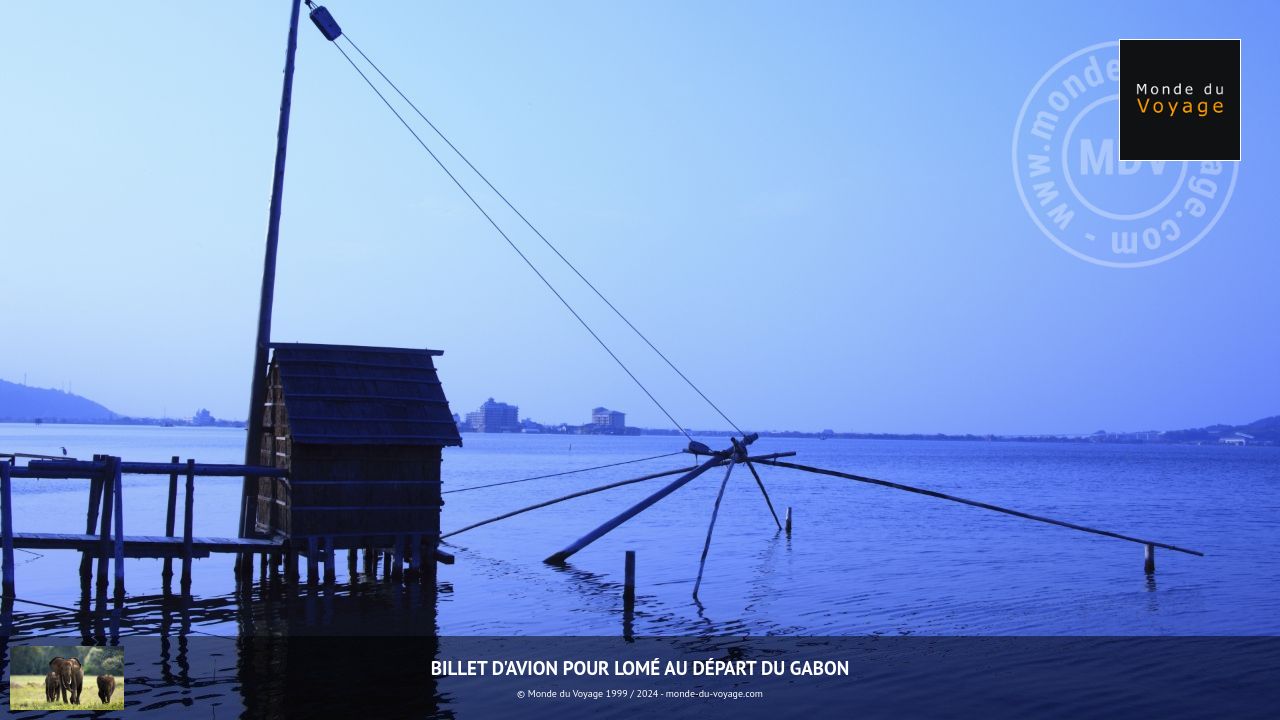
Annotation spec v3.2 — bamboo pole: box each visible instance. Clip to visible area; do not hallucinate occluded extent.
[442,464,702,540]
[443,453,795,542]
[545,453,728,565]
[743,460,782,530]
[757,459,1204,557]
[692,461,736,601]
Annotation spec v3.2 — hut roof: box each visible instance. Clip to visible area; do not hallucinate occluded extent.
[270,343,462,447]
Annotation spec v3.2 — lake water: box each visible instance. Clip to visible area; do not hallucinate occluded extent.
[2,424,1276,636]
[2,425,1278,717]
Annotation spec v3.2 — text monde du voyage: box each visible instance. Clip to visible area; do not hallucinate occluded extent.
[1135,82,1228,118]
[432,658,850,677]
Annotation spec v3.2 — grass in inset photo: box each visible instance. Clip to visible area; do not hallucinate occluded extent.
[7,645,124,711]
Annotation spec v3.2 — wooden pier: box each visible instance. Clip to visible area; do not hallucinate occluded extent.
[1,455,288,600]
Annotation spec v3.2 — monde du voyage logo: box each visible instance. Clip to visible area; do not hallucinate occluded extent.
[1013,40,1240,268]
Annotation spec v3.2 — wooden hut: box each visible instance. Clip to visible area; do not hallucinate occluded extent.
[249,343,461,561]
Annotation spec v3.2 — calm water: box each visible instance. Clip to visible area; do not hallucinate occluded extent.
[1,424,1276,637]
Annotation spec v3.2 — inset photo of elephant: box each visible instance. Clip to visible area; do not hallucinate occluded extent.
[7,645,125,711]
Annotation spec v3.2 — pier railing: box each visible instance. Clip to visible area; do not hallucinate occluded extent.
[0,455,287,600]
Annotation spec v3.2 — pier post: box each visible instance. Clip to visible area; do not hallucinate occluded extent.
[363,546,375,576]
[80,455,105,582]
[181,459,195,592]
[96,461,115,592]
[163,455,178,582]
[391,535,404,582]
[623,550,636,610]
[347,548,357,580]
[1144,544,1156,574]
[1,461,15,600]
[383,550,392,578]
[785,507,792,537]
[307,537,319,585]
[285,548,298,582]
[323,537,336,585]
[408,534,421,581]
[111,457,125,600]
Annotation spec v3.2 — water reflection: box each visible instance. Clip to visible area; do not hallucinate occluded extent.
[1,572,448,717]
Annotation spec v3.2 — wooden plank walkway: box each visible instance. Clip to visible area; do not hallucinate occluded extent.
[11,533,283,558]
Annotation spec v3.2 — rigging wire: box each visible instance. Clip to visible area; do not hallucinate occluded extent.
[443,451,684,494]
[329,40,693,441]
[338,34,745,436]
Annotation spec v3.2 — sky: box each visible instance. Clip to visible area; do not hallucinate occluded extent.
[1,1,1276,435]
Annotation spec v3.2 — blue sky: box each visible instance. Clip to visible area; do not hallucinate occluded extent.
[1,1,1275,434]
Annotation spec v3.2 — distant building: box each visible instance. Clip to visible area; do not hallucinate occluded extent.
[465,398,521,433]
[587,406,627,434]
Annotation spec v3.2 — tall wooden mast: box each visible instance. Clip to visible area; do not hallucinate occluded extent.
[240,0,304,543]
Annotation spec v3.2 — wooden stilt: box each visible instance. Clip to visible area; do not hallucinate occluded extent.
[408,534,421,581]
[162,455,178,581]
[96,462,115,592]
[285,548,298,582]
[785,507,792,536]
[180,459,195,592]
[363,546,375,576]
[111,457,125,599]
[80,457,105,582]
[347,548,356,579]
[259,551,268,579]
[323,537,336,584]
[382,549,392,578]
[307,537,318,585]
[1145,544,1156,574]
[1,461,15,600]
[391,536,404,581]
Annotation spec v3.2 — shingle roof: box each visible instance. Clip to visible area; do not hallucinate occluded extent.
[270,343,462,446]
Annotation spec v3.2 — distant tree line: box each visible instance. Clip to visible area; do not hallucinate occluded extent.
[9,645,124,676]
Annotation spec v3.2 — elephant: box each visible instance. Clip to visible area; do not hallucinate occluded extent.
[48,656,84,704]
[44,671,59,703]
[97,674,116,704]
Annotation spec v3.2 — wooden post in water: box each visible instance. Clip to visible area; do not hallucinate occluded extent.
[111,457,125,599]
[363,546,375,576]
[80,455,105,583]
[162,455,179,582]
[623,550,636,611]
[307,537,319,585]
[785,507,792,536]
[408,534,421,581]
[347,548,357,579]
[181,459,195,592]
[1144,544,1156,574]
[391,536,404,582]
[285,548,298,582]
[96,461,115,593]
[323,537,336,584]
[383,550,392,578]
[1,461,15,600]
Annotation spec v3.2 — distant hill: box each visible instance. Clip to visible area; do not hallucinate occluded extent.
[0,379,117,422]
[1162,415,1280,444]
